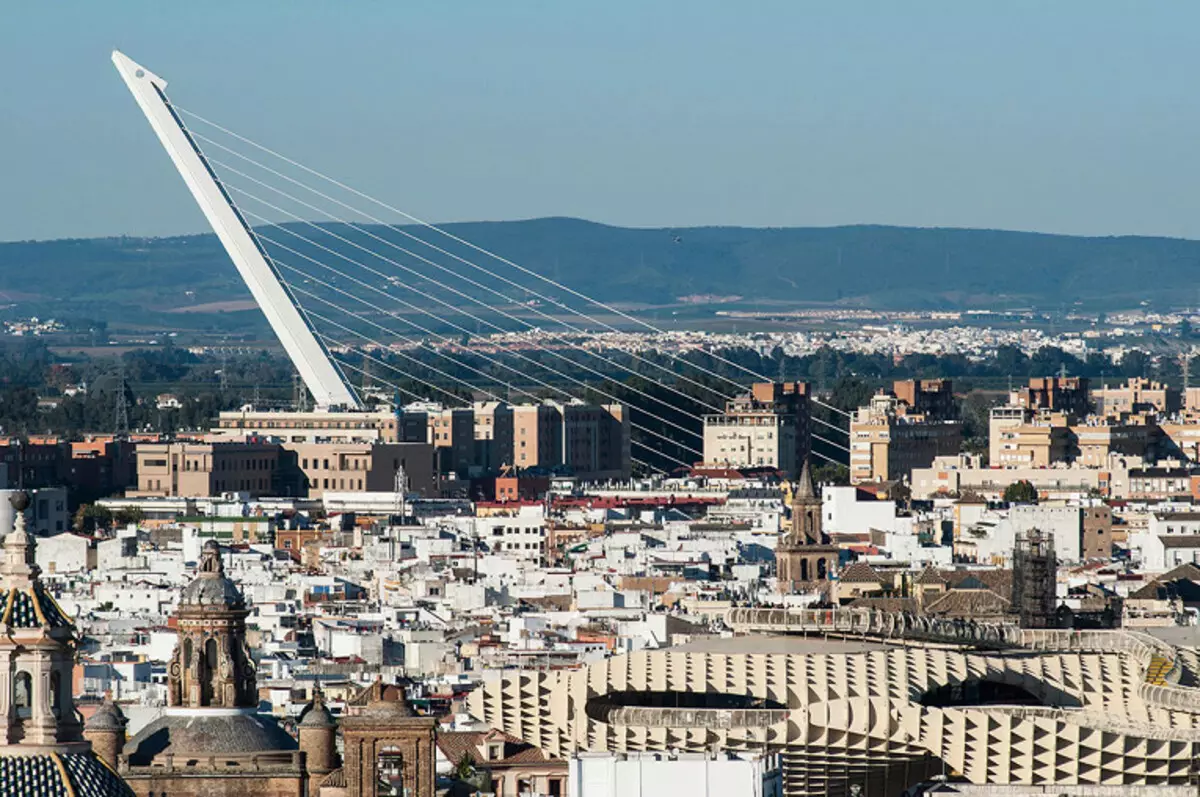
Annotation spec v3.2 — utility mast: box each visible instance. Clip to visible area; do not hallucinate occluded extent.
[113,361,129,435]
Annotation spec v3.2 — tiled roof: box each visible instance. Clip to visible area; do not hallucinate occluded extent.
[914,566,949,586]
[1159,563,1200,582]
[437,730,556,768]
[924,588,1011,618]
[0,585,73,629]
[0,753,133,797]
[946,568,1013,596]
[838,562,884,584]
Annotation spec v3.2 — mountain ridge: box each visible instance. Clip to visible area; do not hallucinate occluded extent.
[1,218,1196,326]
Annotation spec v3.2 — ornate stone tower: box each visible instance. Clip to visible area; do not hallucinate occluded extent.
[776,459,839,593]
[0,491,82,746]
[0,492,134,797]
[167,540,256,709]
[297,687,339,777]
[341,680,437,797]
[122,538,304,796]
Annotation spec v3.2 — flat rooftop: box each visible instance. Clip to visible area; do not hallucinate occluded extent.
[673,634,886,655]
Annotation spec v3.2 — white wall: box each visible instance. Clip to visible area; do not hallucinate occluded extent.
[823,486,899,535]
[570,753,781,797]
[36,533,89,574]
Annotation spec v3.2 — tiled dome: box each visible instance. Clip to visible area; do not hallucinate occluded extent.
[0,752,134,797]
[84,700,128,733]
[0,584,72,629]
[179,541,245,609]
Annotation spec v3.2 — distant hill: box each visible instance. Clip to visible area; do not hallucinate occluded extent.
[1,218,1197,329]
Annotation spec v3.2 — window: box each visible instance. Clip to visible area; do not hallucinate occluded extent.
[13,672,31,718]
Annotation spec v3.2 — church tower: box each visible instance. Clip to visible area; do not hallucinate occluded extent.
[0,491,82,746]
[0,492,134,797]
[167,540,256,709]
[123,539,305,796]
[776,459,839,592]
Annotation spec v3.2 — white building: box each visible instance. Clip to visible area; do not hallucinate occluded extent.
[569,752,782,797]
[1130,512,1200,572]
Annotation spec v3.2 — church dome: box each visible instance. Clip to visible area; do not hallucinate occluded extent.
[298,693,337,729]
[0,582,73,629]
[179,540,245,608]
[85,699,128,733]
[0,751,134,797]
[124,710,298,765]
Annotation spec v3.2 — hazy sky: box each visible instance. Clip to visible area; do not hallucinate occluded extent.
[3,2,1199,241]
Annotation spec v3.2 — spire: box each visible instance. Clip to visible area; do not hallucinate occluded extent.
[1,492,39,587]
[795,458,816,502]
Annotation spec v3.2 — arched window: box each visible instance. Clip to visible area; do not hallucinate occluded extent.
[182,638,193,674]
[50,671,60,717]
[13,672,32,718]
[202,638,218,705]
[799,559,809,581]
[817,558,828,579]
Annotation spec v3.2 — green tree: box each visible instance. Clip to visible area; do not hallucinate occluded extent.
[1003,480,1039,505]
[112,507,145,528]
[72,504,112,533]
[812,462,850,486]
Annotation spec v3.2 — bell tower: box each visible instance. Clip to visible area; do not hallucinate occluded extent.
[167,541,256,709]
[776,459,839,592]
[0,492,83,746]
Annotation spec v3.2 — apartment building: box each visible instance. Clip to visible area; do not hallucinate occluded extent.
[212,407,401,443]
[1072,415,1161,467]
[702,382,811,477]
[893,378,956,420]
[989,409,1073,467]
[428,406,476,476]
[405,400,630,480]
[512,402,565,471]
[473,401,515,472]
[285,441,436,499]
[1093,377,1180,416]
[559,402,631,481]
[912,454,1132,501]
[133,440,282,497]
[1010,376,1091,416]
[849,383,961,484]
[990,410,1161,469]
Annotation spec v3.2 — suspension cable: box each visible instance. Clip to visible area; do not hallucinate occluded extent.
[267,246,706,459]
[242,214,712,449]
[202,144,737,412]
[225,178,728,426]
[178,108,850,420]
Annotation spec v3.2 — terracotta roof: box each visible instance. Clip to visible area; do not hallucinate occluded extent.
[924,588,1011,617]
[914,566,949,586]
[1158,563,1200,582]
[437,730,557,768]
[946,568,1013,596]
[838,562,885,584]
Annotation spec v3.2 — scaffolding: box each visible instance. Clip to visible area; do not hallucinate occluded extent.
[1012,528,1057,629]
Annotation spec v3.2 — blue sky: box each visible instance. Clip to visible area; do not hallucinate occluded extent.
[2,1,1198,241]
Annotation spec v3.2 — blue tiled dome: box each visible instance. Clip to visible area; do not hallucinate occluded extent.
[0,752,134,797]
[0,584,72,629]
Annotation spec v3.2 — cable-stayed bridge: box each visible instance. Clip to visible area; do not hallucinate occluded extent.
[112,51,849,475]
